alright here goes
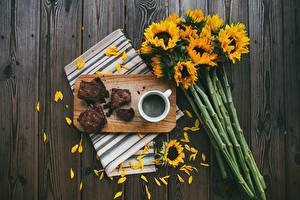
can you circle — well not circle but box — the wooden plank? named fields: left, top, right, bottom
left=38, top=0, right=82, bottom=199
left=248, top=0, right=286, bottom=199
left=81, top=1, right=125, bottom=200
left=73, top=74, right=176, bottom=133
left=283, top=0, right=300, bottom=199
left=0, top=0, right=40, bottom=199
left=124, top=1, right=169, bottom=200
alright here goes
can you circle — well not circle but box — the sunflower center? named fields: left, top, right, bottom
left=155, top=32, right=171, bottom=46
left=181, top=65, right=190, bottom=78
left=229, top=37, right=236, bottom=48
left=194, top=47, right=205, bottom=55
left=178, top=24, right=186, bottom=31
left=167, top=146, right=179, bottom=161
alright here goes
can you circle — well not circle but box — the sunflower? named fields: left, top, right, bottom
left=178, top=24, right=198, bottom=41
left=186, top=9, right=205, bottom=24
left=151, top=55, right=163, bottom=78
left=144, top=20, right=180, bottom=50
left=218, top=23, right=250, bottom=63
left=174, top=61, right=198, bottom=89
left=187, top=37, right=218, bottom=66
left=166, top=13, right=181, bottom=24
left=140, top=41, right=152, bottom=54
left=205, top=14, right=224, bottom=32
left=160, top=140, right=185, bottom=168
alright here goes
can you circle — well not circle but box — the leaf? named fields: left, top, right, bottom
left=99, top=171, right=104, bottom=180
left=154, top=178, right=161, bottom=186
left=184, top=110, right=192, bottom=118
left=113, top=191, right=123, bottom=199
left=121, top=51, right=127, bottom=61
left=117, top=176, right=127, bottom=184
left=70, top=168, right=75, bottom=179
left=145, top=185, right=151, bottom=200
left=180, top=132, right=190, bottom=143
left=188, top=176, right=193, bottom=184
left=65, top=117, right=72, bottom=125
left=115, top=63, right=121, bottom=73
left=177, top=174, right=184, bottom=183
left=43, top=132, right=47, bottom=142
left=141, top=175, right=148, bottom=183
left=54, top=91, right=63, bottom=102
left=79, top=182, right=83, bottom=191
left=36, top=101, right=40, bottom=112
left=201, top=153, right=206, bottom=161
left=71, top=144, right=79, bottom=153
left=75, top=58, right=85, bottom=69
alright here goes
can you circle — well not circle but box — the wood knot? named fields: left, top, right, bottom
left=3, top=64, right=13, bottom=79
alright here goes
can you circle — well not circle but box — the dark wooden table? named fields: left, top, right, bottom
left=0, top=0, right=299, bottom=199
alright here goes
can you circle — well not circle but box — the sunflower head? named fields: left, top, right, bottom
left=151, top=55, right=163, bottom=78
left=166, top=13, right=181, bottom=24
left=218, top=23, right=250, bottom=63
left=159, top=140, right=185, bottom=168
left=140, top=41, right=153, bottom=54
left=186, top=9, right=205, bottom=24
left=187, top=37, right=218, bottom=67
left=174, top=61, right=198, bottom=89
left=205, top=14, right=224, bottom=32
left=144, top=20, right=180, bottom=50
left=178, top=24, right=198, bottom=41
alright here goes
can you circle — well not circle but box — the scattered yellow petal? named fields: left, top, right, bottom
left=122, top=65, right=129, bottom=70
left=183, top=127, right=190, bottom=131
left=200, top=163, right=210, bottom=167
left=145, top=185, right=151, bottom=200
left=141, top=175, right=148, bottom=183
left=194, top=119, right=200, bottom=128
left=95, top=71, right=113, bottom=75
left=121, top=169, right=128, bottom=177
left=127, top=39, right=131, bottom=42
left=118, top=162, right=124, bottom=172
left=109, top=176, right=113, bottom=181
left=188, top=176, right=193, bottom=184
left=190, top=127, right=200, bottom=131
left=79, top=182, right=83, bottom=191
left=180, top=168, right=190, bottom=176
left=78, top=144, right=83, bottom=153
left=202, top=153, right=206, bottom=161
left=190, top=147, right=198, bottom=153
left=96, top=155, right=100, bottom=160
left=189, top=153, right=197, bottom=161
left=43, top=132, right=47, bottom=142
left=154, top=178, right=161, bottom=186
left=159, top=177, right=168, bottom=185
left=70, top=168, right=75, bottom=179
left=177, top=174, right=184, bottom=183
left=121, top=51, right=127, bottom=61
left=185, top=144, right=191, bottom=151
left=75, top=58, right=85, bottom=69
left=65, top=104, right=69, bottom=108
left=65, top=117, right=72, bottom=125
left=180, top=132, right=190, bottom=143
left=71, top=144, right=79, bottom=153
left=138, top=133, right=144, bottom=138
left=93, top=169, right=99, bottom=176
left=36, top=101, right=40, bottom=112
left=117, top=176, right=127, bottom=184
left=184, top=110, right=192, bottom=118
left=113, top=191, right=123, bottom=199
left=105, top=46, right=120, bottom=57
left=115, top=63, right=121, bottom=73
left=99, top=171, right=104, bottom=180
left=54, top=91, right=63, bottom=102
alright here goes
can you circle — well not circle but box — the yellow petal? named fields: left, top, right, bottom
left=54, top=91, right=63, bottom=102
left=36, top=101, right=40, bottom=112
left=122, top=65, right=129, bottom=70
left=70, top=168, right=75, bottom=179
left=93, top=169, right=99, bottom=176
left=117, top=176, right=127, bottom=184
left=43, top=132, right=47, bottom=142
left=145, top=185, right=151, bottom=200
left=177, top=174, right=184, bottom=183
left=183, top=127, right=190, bottom=131
left=118, top=162, right=124, bottom=172
left=190, top=127, right=200, bottom=131
left=78, top=144, right=83, bottom=153
left=105, top=46, right=120, bottom=57
left=200, top=163, right=210, bottom=167
left=79, top=182, right=83, bottom=191
left=99, top=171, right=104, bottom=180
left=202, top=153, right=206, bottom=161
left=115, top=63, right=121, bottom=73
left=121, top=51, right=127, bottom=61
left=95, top=71, right=113, bottom=75
left=65, top=104, right=69, bottom=108
left=190, top=147, right=198, bottom=153
left=141, top=175, right=148, bottom=183
left=113, top=191, right=123, bottom=199
left=71, top=144, right=79, bottom=153
left=185, top=144, right=191, bottom=151
left=184, top=110, right=192, bottom=118
left=109, top=176, right=113, bottom=181
left=75, top=58, right=85, bottom=69
left=188, top=176, right=193, bottom=184
left=159, top=177, right=168, bottom=185
left=121, top=169, right=128, bottom=177
left=189, top=153, right=196, bottom=161
left=154, top=178, right=161, bottom=186
left=180, top=132, right=190, bottom=143
left=194, top=119, right=200, bottom=128
left=65, top=117, right=72, bottom=125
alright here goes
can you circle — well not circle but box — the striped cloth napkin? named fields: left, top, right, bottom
left=64, top=29, right=184, bottom=176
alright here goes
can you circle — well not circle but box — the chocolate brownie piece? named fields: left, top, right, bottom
left=78, top=104, right=107, bottom=133
left=111, top=88, right=131, bottom=109
left=116, top=108, right=135, bottom=122
left=78, top=77, right=109, bottom=103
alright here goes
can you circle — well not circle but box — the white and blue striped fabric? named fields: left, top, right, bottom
left=64, top=29, right=183, bottom=177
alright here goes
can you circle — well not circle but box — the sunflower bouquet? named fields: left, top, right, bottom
left=140, top=9, right=267, bottom=200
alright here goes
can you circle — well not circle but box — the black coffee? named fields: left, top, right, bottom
left=142, top=94, right=165, bottom=117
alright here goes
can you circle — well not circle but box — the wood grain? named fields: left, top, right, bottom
left=73, top=74, right=176, bottom=133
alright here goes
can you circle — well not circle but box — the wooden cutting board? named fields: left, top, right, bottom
left=73, top=74, right=176, bottom=133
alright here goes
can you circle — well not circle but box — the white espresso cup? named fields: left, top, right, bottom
left=138, top=89, right=172, bottom=122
